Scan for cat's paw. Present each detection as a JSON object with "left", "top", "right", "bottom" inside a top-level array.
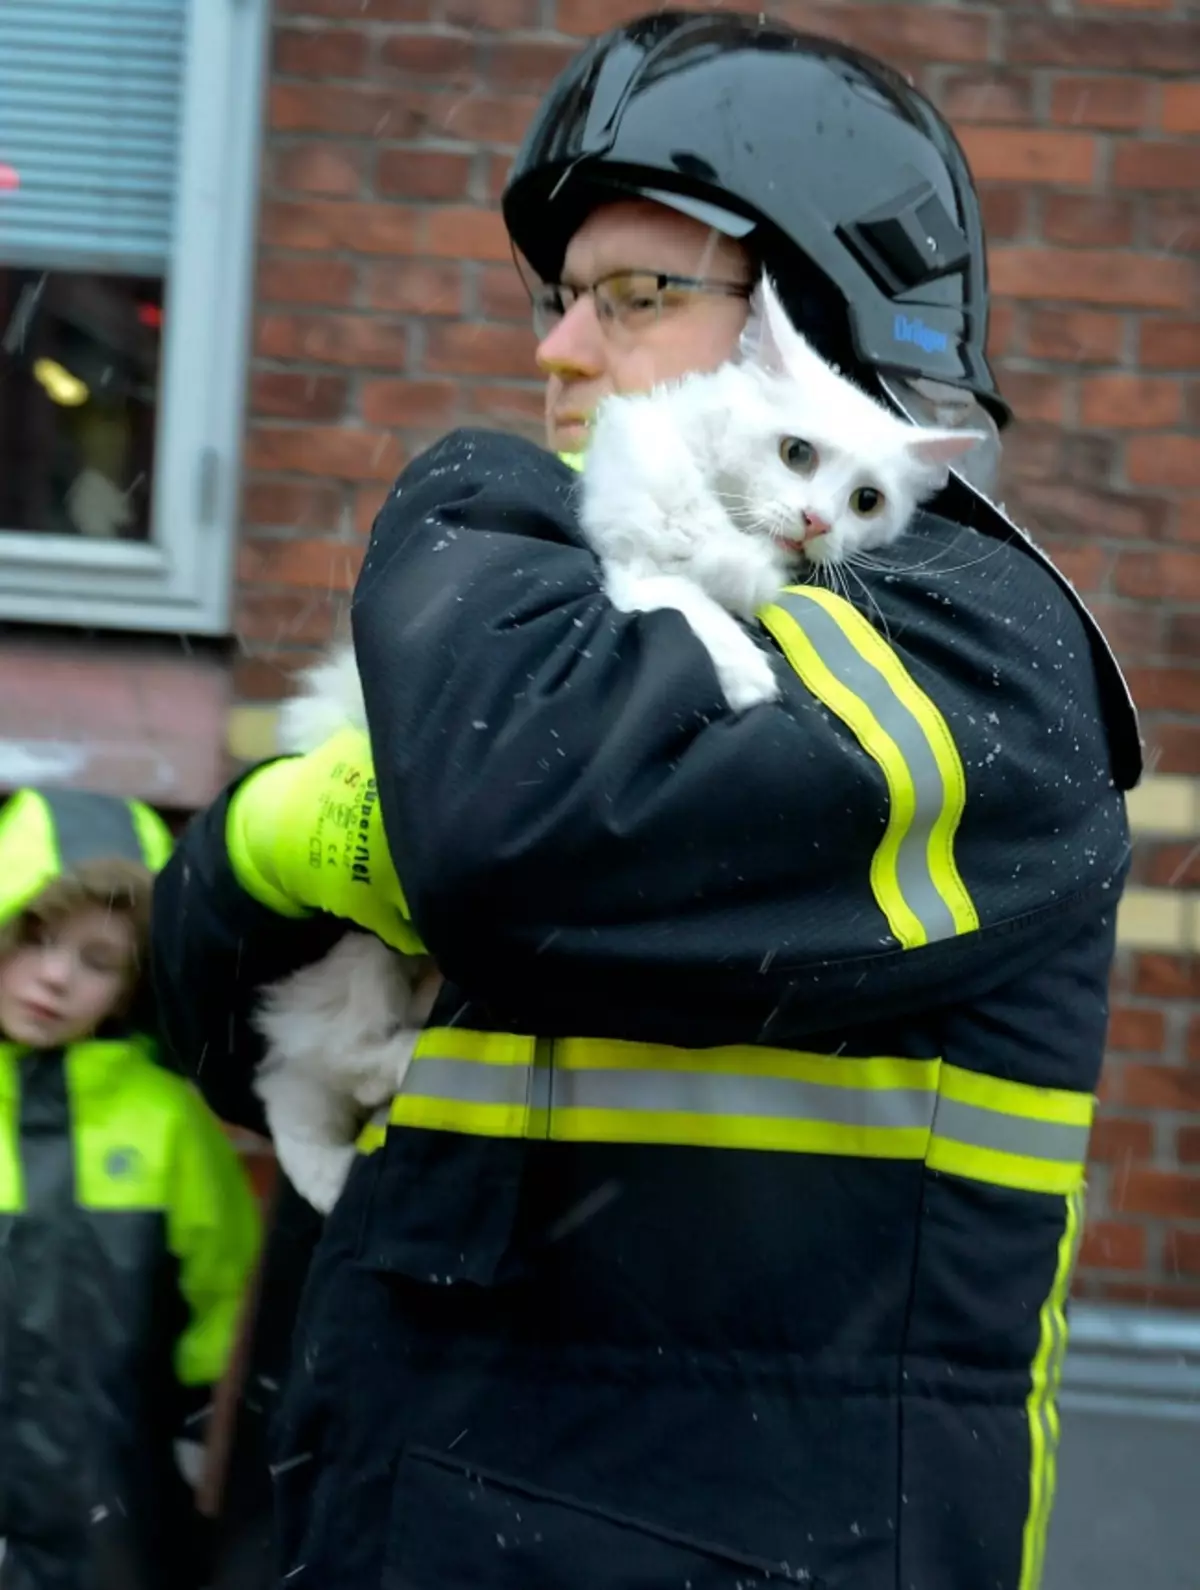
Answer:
[
  {"left": 715, "top": 645, "right": 781, "bottom": 712},
  {"left": 275, "top": 1135, "right": 357, "bottom": 1215}
]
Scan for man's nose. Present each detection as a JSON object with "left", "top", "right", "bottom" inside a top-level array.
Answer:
[{"left": 535, "top": 294, "right": 606, "bottom": 378}]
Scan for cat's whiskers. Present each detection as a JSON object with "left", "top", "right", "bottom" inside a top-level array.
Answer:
[{"left": 842, "top": 558, "right": 894, "bottom": 643}]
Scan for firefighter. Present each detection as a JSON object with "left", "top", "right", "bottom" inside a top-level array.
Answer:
[
  {"left": 0, "top": 786, "right": 261, "bottom": 1590},
  {"left": 153, "top": 15, "right": 1139, "bottom": 1590}
]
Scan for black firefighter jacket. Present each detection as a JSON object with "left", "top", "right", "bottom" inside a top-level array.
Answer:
[{"left": 153, "top": 428, "right": 1139, "bottom": 1590}]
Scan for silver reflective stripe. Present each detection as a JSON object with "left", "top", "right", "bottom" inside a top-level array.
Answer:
[
  {"left": 403, "top": 1056, "right": 938, "bottom": 1130},
  {"left": 933, "top": 1099, "right": 1091, "bottom": 1164},
  {"left": 770, "top": 591, "right": 958, "bottom": 945}
]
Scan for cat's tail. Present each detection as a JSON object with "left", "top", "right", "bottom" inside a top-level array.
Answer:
[{"left": 278, "top": 642, "right": 368, "bottom": 752}]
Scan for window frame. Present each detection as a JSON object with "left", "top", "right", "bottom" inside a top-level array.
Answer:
[{"left": 0, "top": 0, "right": 270, "bottom": 636}]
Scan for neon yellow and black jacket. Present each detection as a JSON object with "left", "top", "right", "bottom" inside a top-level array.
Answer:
[
  {"left": 0, "top": 788, "right": 261, "bottom": 1590},
  {"left": 154, "top": 430, "right": 1137, "bottom": 1590}
]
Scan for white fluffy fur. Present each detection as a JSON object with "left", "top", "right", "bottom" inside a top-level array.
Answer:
[
  {"left": 580, "top": 275, "right": 984, "bottom": 712},
  {"left": 252, "top": 642, "right": 437, "bottom": 1214}
]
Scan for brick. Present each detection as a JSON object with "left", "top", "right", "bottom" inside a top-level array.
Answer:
[
  {"left": 376, "top": 149, "right": 472, "bottom": 201},
  {"left": 1081, "top": 376, "right": 1183, "bottom": 429},
  {"left": 233, "top": 654, "right": 321, "bottom": 703},
  {"left": 242, "top": 481, "right": 342, "bottom": 533},
  {"left": 791, "top": 6, "right": 993, "bottom": 64},
  {"left": 1108, "top": 1005, "right": 1168, "bottom": 1051},
  {"left": 979, "top": 187, "right": 1026, "bottom": 242},
  {"left": 485, "top": 153, "right": 511, "bottom": 205},
  {"left": 1178, "top": 498, "right": 1200, "bottom": 543},
  {"left": 1041, "top": 194, "right": 1134, "bottom": 249},
  {"left": 422, "top": 206, "right": 512, "bottom": 262},
  {"left": 361, "top": 378, "right": 459, "bottom": 428},
  {"left": 1180, "top": 1126, "right": 1200, "bottom": 1163},
  {"left": 463, "top": 383, "right": 545, "bottom": 429},
  {"left": 1146, "top": 834, "right": 1200, "bottom": 887},
  {"left": 275, "top": 0, "right": 431, "bottom": 15},
  {"left": 246, "top": 426, "right": 405, "bottom": 481},
  {"left": 988, "top": 247, "right": 1191, "bottom": 309},
  {"left": 1089, "top": 1117, "right": 1156, "bottom": 1162},
  {"left": 1089, "top": 598, "right": 1165, "bottom": 659},
  {"left": 985, "top": 301, "right": 1017, "bottom": 359},
  {"left": 1124, "top": 1063, "right": 1200, "bottom": 1109},
  {"left": 1117, "top": 550, "right": 1200, "bottom": 601},
  {"left": 1147, "top": 197, "right": 1200, "bottom": 254},
  {"left": 941, "top": 71, "right": 1032, "bottom": 125},
  {"left": 1123, "top": 665, "right": 1200, "bottom": 712},
  {"left": 238, "top": 536, "right": 364, "bottom": 592},
  {"left": 1165, "top": 1229, "right": 1200, "bottom": 1279},
  {"left": 1078, "top": 1220, "right": 1146, "bottom": 1272},
  {"left": 1050, "top": 75, "right": 1155, "bottom": 131},
  {"left": 256, "top": 258, "right": 356, "bottom": 308},
  {"left": 1128, "top": 436, "right": 1200, "bottom": 489},
  {"left": 270, "top": 83, "right": 420, "bottom": 138},
  {"left": 489, "top": 41, "right": 581, "bottom": 93},
  {"left": 251, "top": 371, "right": 349, "bottom": 422},
  {"left": 1093, "top": 1280, "right": 1200, "bottom": 1310},
  {"left": 1003, "top": 371, "right": 1067, "bottom": 425},
  {"left": 1001, "top": 429, "right": 1065, "bottom": 483},
  {"left": 1134, "top": 953, "right": 1200, "bottom": 999},
  {"left": 1025, "top": 309, "right": 1122, "bottom": 365},
  {"left": 957, "top": 127, "right": 1096, "bottom": 185},
  {"left": 1112, "top": 1169, "right": 1200, "bottom": 1217},
  {"left": 425, "top": 92, "right": 540, "bottom": 146},
  {"left": 234, "top": 590, "right": 338, "bottom": 647},
  {"left": 272, "top": 144, "right": 365, "bottom": 198},
  {"left": 364, "top": 259, "right": 464, "bottom": 316},
  {"left": 479, "top": 265, "right": 533, "bottom": 324},
  {"left": 1009, "top": 20, "right": 1200, "bottom": 74},
  {"left": 354, "top": 485, "right": 387, "bottom": 538},
  {"left": 262, "top": 201, "right": 416, "bottom": 255},
  {"left": 444, "top": 0, "right": 539, "bottom": 24},
  {"left": 1163, "top": 82, "right": 1200, "bottom": 134},
  {"left": 1042, "top": 542, "right": 1111, "bottom": 594},
  {"left": 1141, "top": 320, "right": 1200, "bottom": 370},
  {"left": 1063, "top": 431, "right": 1119, "bottom": 485},
  {"left": 1154, "top": 725, "right": 1200, "bottom": 775},
  {"left": 1017, "top": 480, "right": 1169, "bottom": 543},
  {"left": 1082, "top": 0, "right": 1174, "bottom": 9},
  {"left": 424, "top": 322, "right": 538, "bottom": 379},
  {"left": 1113, "top": 141, "right": 1200, "bottom": 191},
  {"left": 378, "top": 33, "right": 474, "bottom": 85},
  {"left": 256, "top": 313, "right": 409, "bottom": 369},
  {"left": 274, "top": 27, "right": 368, "bottom": 79}
]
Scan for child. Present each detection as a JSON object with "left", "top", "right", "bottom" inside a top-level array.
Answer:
[{"left": 0, "top": 786, "right": 262, "bottom": 1590}]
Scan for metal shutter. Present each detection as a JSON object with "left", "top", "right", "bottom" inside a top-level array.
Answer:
[{"left": 0, "top": 0, "right": 187, "bottom": 274}]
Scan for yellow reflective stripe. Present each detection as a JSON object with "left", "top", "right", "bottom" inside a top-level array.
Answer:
[
  {"left": 939, "top": 1066, "right": 1094, "bottom": 1127},
  {"left": 378, "top": 1033, "right": 1092, "bottom": 1191},
  {"left": 414, "top": 1027, "right": 536, "bottom": 1066},
  {"left": 555, "top": 1037, "right": 941, "bottom": 1092},
  {"left": 1019, "top": 1188, "right": 1084, "bottom": 1590},
  {"left": 758, "top": 585, "right": 978, "bottom": 949}
]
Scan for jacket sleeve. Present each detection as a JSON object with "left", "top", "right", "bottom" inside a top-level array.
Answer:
[
  {"left": 352, "top": 428, "right": 1132, "bottom": 1046},
  {"left": 151, "top": 785, "right": 346, "bottom": 1130},
  {"left": 165, "top": 1077, "right": 263, "bottom": 1390}
]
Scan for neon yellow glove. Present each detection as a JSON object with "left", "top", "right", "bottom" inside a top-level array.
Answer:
[{"left": 225, "top": 726, "right": 425, "bottom": 955}]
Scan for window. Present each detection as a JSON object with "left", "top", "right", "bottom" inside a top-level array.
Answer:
[{"left": 0, "top": 0, "right": 269, "bottom": 634}]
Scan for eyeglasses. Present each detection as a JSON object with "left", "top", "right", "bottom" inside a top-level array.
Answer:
[{"left": 530, "top": 270, "right": 752, "bottom": 341}]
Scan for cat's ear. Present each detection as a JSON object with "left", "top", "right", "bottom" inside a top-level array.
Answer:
[
  {"left": 906, "top": 429, "right": 987, "bottom": 474},
  {"left": 740, "top": 274, "right": 810, "bottom": 376}
]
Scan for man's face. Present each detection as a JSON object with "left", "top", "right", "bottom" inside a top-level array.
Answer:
[
  {"left": 535, "top": 200, "right": 752, "bottom": 454},
  {"left": 0, "top": 905, "right": 137, "bottom": 1048}
]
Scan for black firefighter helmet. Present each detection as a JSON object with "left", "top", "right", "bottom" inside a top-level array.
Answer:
[{"left": 503, "top": 9, "right": 1010, "bottom": 429}]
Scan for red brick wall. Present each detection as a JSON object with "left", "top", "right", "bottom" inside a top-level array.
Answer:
[{"left": 241, "top": 0, "right": 1200, "bottom": 1303}]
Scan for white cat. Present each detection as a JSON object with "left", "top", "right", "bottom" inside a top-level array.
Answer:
[
  {"left": 580, "top": 275, "right": 985, "bottom": 711},
  {"left": 251, "top": 646, "right": 439, "bottom": 1214}
]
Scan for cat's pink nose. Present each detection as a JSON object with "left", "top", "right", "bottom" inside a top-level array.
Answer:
[{"left": 801, "top": 511, "right": 830, "bottom": 539}]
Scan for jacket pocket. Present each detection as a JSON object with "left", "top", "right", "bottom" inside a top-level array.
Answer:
[{"left": 383, "top": 1446, "right": 815, "bottom": 1590}]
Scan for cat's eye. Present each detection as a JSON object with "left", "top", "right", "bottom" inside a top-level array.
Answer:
[
  {"left": 850, "top": 486, "right": 885, "bottom": 517},
  {"left": 779, "top": 437, "right": 817, "bottom": 476}
]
